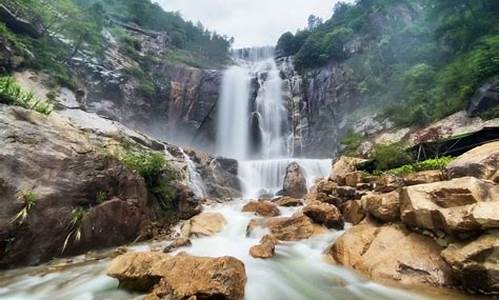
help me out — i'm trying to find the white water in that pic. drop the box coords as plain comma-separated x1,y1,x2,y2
215,65,251,160
179,147,207,198
238,158,331,199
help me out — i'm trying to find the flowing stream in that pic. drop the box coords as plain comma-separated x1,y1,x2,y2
0,48,482,300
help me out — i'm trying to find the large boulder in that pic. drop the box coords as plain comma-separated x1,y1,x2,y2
180,212,227,237
446,141,499,181
403,170,444,185
441,233,498,294
241,200,280,217
328,220,454,288
0,106,156,268
267,214,327,241
107,252,246,300
175,184,202,220
400,177,499,235
329,157,366,185
281,162,307,198
272,196,303,207
303,201,344,229
466,79,499,117
362,191,400,223
340,200,365,225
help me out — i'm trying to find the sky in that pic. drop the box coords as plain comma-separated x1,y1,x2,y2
156,0,343,48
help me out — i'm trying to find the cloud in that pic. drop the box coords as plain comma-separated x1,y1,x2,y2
155,0,344,48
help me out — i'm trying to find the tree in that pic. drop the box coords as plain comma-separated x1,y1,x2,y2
307,15,323,30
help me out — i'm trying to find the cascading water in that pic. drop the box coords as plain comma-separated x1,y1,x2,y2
179,147,207,198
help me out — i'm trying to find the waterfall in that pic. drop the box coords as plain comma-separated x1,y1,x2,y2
216,48,331,197
179,148,207,198
215,65,251,160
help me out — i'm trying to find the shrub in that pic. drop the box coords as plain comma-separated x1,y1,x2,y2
384,156,453,176
341,129,364,155
10,191,37,225
0,77,53,115
372,142,413,171
121,148,178,210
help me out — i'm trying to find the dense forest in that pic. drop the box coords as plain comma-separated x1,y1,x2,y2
1,0,232,90
276,0,499,126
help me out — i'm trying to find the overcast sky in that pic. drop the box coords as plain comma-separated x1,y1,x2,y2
156,0,343,48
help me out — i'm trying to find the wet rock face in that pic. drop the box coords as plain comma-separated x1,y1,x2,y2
175,184,202,220
107,252,247,300
328,220,454,288
0,105,154,268
281,162,307,198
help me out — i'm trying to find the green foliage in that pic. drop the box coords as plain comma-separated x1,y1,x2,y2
341,129,364,155
96,191,107,204
384,156,453,176
278,0,498,127
10,191,37,225
121,148,178,210
0,77,53,114
62,207,87,254
372,142,413,171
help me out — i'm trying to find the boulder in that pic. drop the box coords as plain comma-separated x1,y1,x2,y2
281,162,308,198
362,191,400,223
0,106,155,268
107,252,246,300
403,170,444,185
345,171,368,187
241,200,280,217
446,141,499,181
163,238,192,253
441,233,499,294
303,201,344,229
374,175,404,193
272,196,303,207
328,221,454,288
340,200,365,225
245,218,266,237
267,215,327,241
249,235,279,259
400,177,499,235
466,79,499,117
181,212,227,237
175,184,202,220
329,157,366,185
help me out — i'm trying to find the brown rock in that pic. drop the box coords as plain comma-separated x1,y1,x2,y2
403,170,444,186
249,235,278,259
441,233,499,294
246,218,266,237
267,215,327,241
303,201,344,229
273,196,303,207
328,221,454,288
345,171,366,187
282,162,308,198
107,252,246,300
181,212,227,237
163,238,192,253
329,156,366,185
341,200,365,225
400,177,499,235
374,174,404,193
175,184,202,220
446,141,499,181
362,191,400,223
242,200,280,217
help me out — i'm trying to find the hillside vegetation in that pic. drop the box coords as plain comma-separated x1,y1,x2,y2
1,0,231,90
276,0,499,127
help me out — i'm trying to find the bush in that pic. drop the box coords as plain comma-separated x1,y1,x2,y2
341,129,364,155
372,142,413,171
384,156,453,176
121,148,178,210
0,77,53,115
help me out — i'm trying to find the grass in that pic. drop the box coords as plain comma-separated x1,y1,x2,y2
120,147,178,210
341,129,364,155
61,207,87,254
96,191,107,204
381,156,454,176
0,76,53,114
372,142,413,171
10,191,37,225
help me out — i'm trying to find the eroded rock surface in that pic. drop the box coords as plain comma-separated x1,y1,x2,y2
281,162,308,198
446,141,499,181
